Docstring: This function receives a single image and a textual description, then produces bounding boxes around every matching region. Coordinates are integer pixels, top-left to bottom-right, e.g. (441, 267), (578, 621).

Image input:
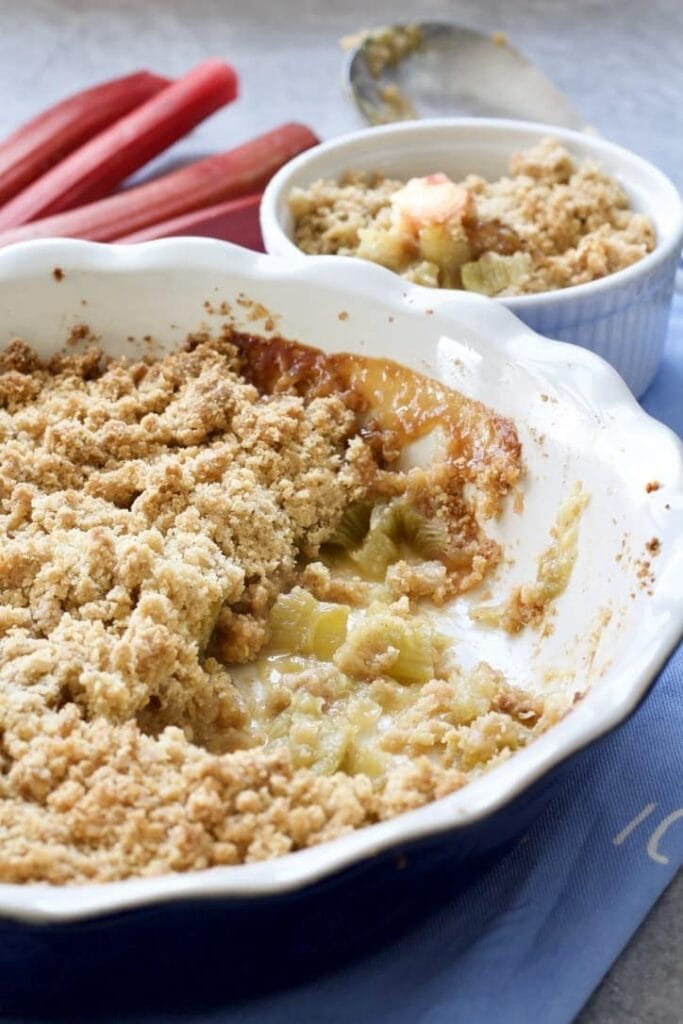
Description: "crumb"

(645, 480), (660, 493)
(338, 311), (349, 321)
(247, 302), (270, 322)
(634, 555), (656, 590)
(52, 267), (64, 282)
(298, 562), (369, 606)
(66, 323), (96, 347)
(374, 83), (417, 124)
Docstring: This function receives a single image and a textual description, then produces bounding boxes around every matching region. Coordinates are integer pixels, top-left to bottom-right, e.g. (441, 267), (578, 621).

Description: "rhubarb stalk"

(0, 123), (318, 245)
(117, 193), (264, 249)
(0, 59), (239, 229)
(0, 71), (171, 208)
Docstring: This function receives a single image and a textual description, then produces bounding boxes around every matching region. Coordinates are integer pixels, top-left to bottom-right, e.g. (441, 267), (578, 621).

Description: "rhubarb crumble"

(289, 137), (655, 295)
(0, 330), (571, 884)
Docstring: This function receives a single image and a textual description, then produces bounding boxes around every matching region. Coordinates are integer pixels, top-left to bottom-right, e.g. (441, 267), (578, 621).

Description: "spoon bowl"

(346, 23), (591, 131)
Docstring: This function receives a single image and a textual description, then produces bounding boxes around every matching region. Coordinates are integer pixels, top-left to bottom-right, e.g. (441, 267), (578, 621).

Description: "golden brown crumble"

(289, 138), (655, 295)
(0, 330), (570, 886)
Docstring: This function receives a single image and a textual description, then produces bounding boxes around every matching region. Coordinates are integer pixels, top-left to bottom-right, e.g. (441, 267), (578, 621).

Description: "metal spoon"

(345, 23), (591, 132)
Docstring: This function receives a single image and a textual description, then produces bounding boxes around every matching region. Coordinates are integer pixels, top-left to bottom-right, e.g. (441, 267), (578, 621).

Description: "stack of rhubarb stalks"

(0, 60), (318, 249)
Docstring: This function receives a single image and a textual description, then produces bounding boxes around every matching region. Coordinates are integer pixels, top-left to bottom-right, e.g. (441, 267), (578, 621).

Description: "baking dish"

(260, 118), (683, 397)
(0, 237), (680, 923)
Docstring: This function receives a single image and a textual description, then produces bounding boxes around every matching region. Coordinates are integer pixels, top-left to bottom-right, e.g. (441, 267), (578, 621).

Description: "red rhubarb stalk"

(0, 59), (239, 229)
(0, 71), (171, 208)
(0, 123), (318, 245)
(117, 193), (264, 249)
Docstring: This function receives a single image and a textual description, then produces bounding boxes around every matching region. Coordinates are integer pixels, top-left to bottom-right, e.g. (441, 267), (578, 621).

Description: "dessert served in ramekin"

(261, 119), (683, 396)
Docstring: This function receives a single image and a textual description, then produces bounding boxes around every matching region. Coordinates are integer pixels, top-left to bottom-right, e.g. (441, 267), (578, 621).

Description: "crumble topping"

(0, 331), (570, 885)
(289, 138), (655, 295)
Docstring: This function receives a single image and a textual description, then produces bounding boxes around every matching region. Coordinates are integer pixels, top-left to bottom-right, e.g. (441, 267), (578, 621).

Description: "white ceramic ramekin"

(0, 238), (681, 923)
(260, 118), (683, 397)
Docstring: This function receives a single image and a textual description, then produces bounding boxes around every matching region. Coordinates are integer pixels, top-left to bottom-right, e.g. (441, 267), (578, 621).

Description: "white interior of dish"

(0, 238), (680, 922)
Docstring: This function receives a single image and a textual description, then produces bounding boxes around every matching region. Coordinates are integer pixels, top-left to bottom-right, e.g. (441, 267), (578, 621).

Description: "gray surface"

(0, 0), (682, 190)
(0, 1), (680, 1020)
(579, 872), (683, 1023)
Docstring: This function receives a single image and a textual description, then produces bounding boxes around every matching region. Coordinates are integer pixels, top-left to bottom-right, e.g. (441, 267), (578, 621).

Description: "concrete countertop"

(0, 1), (680, 1020)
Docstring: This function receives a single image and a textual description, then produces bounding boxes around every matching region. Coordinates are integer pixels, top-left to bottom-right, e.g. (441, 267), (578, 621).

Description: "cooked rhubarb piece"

(117, 193), (263, 249)
(0, 59), (239, 229)
(0, 124), (318, 245)
(0, 71), (171, 208)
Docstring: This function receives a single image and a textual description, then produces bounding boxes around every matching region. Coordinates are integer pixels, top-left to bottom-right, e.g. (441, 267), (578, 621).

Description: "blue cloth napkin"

(2, 298), (682, 1024)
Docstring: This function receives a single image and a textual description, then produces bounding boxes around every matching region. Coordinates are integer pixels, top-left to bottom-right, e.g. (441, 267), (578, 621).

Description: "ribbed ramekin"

(261, 118), (683, 397)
